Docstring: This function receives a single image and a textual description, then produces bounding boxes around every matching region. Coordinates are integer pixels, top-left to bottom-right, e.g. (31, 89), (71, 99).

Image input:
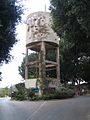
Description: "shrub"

(26, 88), (35, 100)
(31, 96), (42, 101)
(15, 89), (27, 101)
(11, 83), (28, 101)
(32, 84), (74, 101)
(12, 83), (75, 101)
(43, 87), (56, 95)
(30, 88), (75, 101)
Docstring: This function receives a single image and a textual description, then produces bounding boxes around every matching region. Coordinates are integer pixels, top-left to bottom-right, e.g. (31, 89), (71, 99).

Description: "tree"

(0, 0), (23, 64)
(0, 87), (10, 97)
(50, 0), (90, 84)
(18, 52), (38, 79)
(81, 57), (90, 88)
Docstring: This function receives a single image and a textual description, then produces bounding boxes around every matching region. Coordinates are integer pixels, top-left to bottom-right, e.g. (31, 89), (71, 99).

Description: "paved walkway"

(0, 96), (90, 120)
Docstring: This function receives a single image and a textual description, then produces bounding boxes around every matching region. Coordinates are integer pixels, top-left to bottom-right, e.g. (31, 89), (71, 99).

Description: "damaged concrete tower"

(25, 12), (60, 89)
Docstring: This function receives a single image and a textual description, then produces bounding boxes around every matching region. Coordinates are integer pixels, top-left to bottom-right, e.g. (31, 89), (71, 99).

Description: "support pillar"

(25, 48), (28, 79)
(56, 46), (60, 84)
(40, 41), (46, 89)
(39, 52), (41, 78)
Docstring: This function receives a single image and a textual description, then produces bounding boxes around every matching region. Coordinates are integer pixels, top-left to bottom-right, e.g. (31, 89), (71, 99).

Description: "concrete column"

(56, 46), (60, 84)
(40, 41), (46, 89)
(25, 48), (28, 80)
(41, 41), (46, 63)
(39, 52), (41, 78)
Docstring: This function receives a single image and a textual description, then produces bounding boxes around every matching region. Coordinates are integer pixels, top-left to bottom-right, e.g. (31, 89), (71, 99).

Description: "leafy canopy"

(0, 0), (23, 64)
(50, 0), (90, 84)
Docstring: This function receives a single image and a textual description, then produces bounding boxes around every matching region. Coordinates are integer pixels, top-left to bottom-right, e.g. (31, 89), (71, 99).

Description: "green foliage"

(15, 90), (27, 101)
(18, 58), (25, 79)
(12, 83), (27, 101)
(18, 52), (38, 79)
(0, 87), (10, 97)
(15, 83), (25, 90)
(26, 88), (35, 100)
(50, 0), (90, 84)
(12, 82), (74, 101)
(31, 85), (75, 101)
(81, 59), (90, 87)
(57, 84), (75, 97)
(0, 0), (23, 64)
(12, 83), (36, 101)
(31, 90), (74, 101)
(46, 49), (56, 62)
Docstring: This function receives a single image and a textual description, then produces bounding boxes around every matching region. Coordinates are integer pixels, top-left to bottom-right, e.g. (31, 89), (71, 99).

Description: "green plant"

(11, 83), (27, 101)
(15, 89), (27, 101)
(30, 87), (75, 101)
(26, 88), (35, 100)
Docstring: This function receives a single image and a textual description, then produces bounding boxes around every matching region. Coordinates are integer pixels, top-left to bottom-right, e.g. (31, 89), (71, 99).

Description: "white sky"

(0, 0), (50, 88)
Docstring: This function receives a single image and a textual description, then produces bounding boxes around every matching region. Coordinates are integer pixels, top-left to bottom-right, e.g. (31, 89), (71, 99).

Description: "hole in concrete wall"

(27, 26), (30, 32)
(36, 28), (38, 30)
(34, 19), (36, 21)
(31, 25), (33, 28)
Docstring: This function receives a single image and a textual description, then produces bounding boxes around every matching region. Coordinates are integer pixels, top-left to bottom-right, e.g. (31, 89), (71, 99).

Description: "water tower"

(25, 12), (60, 89)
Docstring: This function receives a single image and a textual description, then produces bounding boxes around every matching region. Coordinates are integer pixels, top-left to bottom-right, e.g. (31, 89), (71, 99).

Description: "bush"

(31, 96), (42, 101)
(31, 84), (75, 101)
(15, 89), (27, 101)
(12, 83), (75, 101)
(43, 87), (56, 95)
(26, 88), (35, 100)
(30, 88), (75, 101)
(11, 83), (28, 101)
